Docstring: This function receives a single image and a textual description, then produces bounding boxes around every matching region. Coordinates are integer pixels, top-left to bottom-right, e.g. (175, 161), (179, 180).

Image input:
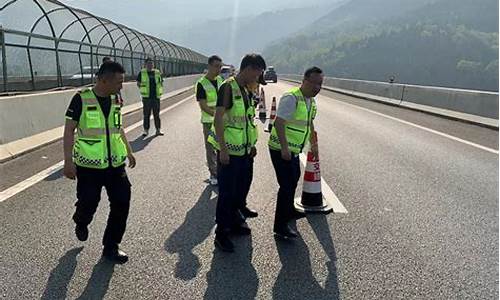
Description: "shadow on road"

(164, 185), (218, 280)
(273, 214), (340, 300)
(44, 168), (64, 181)
(203, 235), (258, 300)
(41, 246), (83, 300)
(130, 134), (157, 153)
(76, 258), (116, 300)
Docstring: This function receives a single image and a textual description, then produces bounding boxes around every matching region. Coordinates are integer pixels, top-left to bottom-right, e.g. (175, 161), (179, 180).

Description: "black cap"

(258, 73), (267, 85)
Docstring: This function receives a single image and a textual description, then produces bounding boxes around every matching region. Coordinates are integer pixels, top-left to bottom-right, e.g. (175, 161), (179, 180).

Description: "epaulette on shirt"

(78, 87), (92, 94)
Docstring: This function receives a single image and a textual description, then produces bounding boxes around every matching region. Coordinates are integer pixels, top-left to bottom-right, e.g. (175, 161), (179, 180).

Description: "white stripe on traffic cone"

(265, 96), (277, 132)
(294, 132), (333, 214)
(259, 88), (267, 119)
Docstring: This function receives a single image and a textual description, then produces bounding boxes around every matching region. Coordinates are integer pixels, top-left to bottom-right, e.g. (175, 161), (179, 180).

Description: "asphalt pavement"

(0, 81), (497, 299)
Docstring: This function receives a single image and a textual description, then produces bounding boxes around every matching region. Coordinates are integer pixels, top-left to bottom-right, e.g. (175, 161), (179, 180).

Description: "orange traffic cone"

(265, 97), (277, 132)
(294, 133), (333, 214)
(259, 89), (267, 119)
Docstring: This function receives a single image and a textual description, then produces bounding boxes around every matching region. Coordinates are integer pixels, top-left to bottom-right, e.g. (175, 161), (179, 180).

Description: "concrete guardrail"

(0, 74), (201, 162)
(280, 74), (499, 128)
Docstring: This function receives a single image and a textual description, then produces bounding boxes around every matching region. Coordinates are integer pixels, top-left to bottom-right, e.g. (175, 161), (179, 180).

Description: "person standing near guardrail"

(136, 58), (164, 137)
(268, 66), (323, 238)
(195, 55), (224, 186)
(207, 54), (266, 252)
(63, 61), (136, 264)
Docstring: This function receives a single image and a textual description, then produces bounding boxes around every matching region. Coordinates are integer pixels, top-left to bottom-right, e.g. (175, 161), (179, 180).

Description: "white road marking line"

(0, 95), (194, 203)
(317, 94), (499, 155)
(299, 153), (348, 214)
(0, 161), (64, 202)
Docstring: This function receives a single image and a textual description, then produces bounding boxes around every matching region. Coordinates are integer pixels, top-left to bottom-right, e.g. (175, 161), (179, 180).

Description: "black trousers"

(73, 166), (131, 249)
(215, 153), (254, 234)
(269, 149), (301, 229)
(142, 97), (161, 130)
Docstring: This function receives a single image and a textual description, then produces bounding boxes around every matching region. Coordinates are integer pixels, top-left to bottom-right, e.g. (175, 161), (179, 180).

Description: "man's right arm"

(63, 119), (78, 179)
(215, 84), (231, 164)
(274, 117), (291, 160)
(199, 100), (215, 116)
(196, 83), (215, 116)
(63, 94), (82, 179)
(136, 72), (141, 87)
(274, 94), (296, 160)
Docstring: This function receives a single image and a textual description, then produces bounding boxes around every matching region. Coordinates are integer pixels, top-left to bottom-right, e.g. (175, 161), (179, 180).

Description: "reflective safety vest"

(73, 88), (128, 169)
(268, 87), (317, 154)
(195, 75), (224, 123)
(207, 77), (258, 156)
(139, 68), (163, 99)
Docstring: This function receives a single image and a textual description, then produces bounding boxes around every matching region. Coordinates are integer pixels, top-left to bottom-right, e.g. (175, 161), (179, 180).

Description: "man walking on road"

(268, 66), (323, 238)
(137, 58), (164, 137)
(195, 55), (224, 185)
(208, 54), (266, 252)
(63, 62), (136, 264)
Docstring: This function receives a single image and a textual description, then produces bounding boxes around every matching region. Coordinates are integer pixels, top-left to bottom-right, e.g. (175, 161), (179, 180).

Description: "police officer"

(63, 62), (136, 263)
(268, 66), (323, 238)
(195, 55), (224, 185)
(208, 54), (266, 252)
(137, 58), (164, 137)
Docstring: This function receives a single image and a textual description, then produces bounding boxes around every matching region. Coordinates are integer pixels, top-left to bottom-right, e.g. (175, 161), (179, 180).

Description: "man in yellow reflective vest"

(268, 66), (323, 239)
(63, 62), (136, 264)
(136, 58), (164, 136)
(195, 55), (224, 185)
(208, 54), (267, 252)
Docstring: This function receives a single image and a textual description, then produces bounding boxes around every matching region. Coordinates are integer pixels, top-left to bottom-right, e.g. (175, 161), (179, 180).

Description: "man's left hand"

(311, 143), (319, 160)
(127, 154), (136, 168)
(250, 147), (257, 158)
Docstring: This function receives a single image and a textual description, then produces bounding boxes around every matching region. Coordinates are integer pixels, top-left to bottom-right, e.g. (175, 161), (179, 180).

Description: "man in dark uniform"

(268, 67), (323, 238)
(195, 55), (224, 185)
(208, 54), (266, 252)
(136, 58), (164, 136)
(63, 62), (136, 263)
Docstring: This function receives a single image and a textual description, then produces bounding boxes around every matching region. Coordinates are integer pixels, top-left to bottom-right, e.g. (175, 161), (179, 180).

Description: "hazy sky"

(60, 0), (334, 32)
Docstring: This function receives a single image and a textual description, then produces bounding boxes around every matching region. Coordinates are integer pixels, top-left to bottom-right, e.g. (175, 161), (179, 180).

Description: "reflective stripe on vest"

(207, 77), (258, 156)
(196, 75), (223, 123)
(268, 87), (317, 154)
(139, 68), (163, 99)
(73, 88), (128, 169)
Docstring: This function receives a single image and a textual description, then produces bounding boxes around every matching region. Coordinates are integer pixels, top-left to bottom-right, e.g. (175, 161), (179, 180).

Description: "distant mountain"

(303, 0), (435, 34)
(263, 0), (499, 91)
(58, 0), (335, 38)
(163, 4), (342, 65)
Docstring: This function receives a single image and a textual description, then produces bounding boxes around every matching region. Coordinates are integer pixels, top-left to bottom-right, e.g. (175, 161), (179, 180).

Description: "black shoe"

(214, 234), (234, 252)
(291, 210), (307, 220)
(231, 223), (251, 236)
(240, 207), (258, 218)
(102, 247), (129, 264)
(75, 224), (88, 241)
(273, 225), (298, 239)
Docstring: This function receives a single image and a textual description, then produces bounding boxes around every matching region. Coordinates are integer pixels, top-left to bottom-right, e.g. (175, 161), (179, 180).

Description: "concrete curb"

(0, 86), (193, 163)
